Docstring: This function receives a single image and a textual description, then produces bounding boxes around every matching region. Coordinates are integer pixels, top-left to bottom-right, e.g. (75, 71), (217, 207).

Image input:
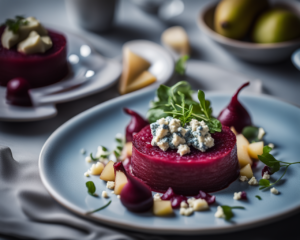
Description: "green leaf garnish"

(86, 200), (111, 214)
(86, 181), (97, 197)
(258, 146), (300, 190)
(148, 81), (222, 133)
(255, 195), (262, 200)
(2, 16), (28, 34)
(101, 146), (108, 152)
(115, 138), (123, 144)
(221, 206), (245, 221)
(90, 153), (99, 161)
(175, 55), (189, 75)
(242, 126), (259, 142)
(114, 150), (120, 158)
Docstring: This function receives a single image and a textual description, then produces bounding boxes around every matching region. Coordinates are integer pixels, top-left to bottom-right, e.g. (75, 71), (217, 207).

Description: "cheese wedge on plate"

(161, 26), (190, 55)
(126, 71), (156, 93)
(119, 48), (151, 95)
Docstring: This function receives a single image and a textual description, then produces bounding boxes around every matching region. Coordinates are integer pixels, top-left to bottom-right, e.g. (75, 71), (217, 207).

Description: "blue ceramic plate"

(39, 88), (300, 235)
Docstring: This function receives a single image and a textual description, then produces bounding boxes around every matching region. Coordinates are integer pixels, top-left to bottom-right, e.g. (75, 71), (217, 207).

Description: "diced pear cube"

(90, 162), (105, 175)
(100, 160), (115, 181)
(153, 200), (173, 216)
(248, 141), (264, 160)
(236, 134), (252, 168)
(114, 171), (128, 195)
(240, 163), (253, 179)
(230, 126), (238, 136)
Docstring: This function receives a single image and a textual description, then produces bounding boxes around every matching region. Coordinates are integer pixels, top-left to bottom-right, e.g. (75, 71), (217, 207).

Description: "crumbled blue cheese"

(248, 176), (259, 185)
(84, 171), (90, 177)
(268, 143), (275, 149)
(117, 195), (121, 199)
(271, 187), (279, 195)
(85, 155), (92, 163)
(233, 192), (242, 200)
(215, 206), (225, 218)
(239, 176), (248, 182)
(150, 117), (214, 155)
(262, 172), (270, 180)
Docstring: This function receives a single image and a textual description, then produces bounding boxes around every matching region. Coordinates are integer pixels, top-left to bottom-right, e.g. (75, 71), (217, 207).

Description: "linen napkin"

(0, 145), (164, 240)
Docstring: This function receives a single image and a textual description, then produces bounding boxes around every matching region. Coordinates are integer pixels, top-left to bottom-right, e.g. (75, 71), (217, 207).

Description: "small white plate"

(0, 27), (122, 122)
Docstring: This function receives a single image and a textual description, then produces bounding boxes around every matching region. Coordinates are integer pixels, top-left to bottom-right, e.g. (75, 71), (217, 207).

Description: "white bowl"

(197, 0), (300, 63)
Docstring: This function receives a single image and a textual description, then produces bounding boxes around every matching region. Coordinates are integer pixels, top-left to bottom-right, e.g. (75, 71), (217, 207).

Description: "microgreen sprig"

(255, 195), (262, 200)
(90, 146), (109, 161)
(1, 16), (28, 34)
(258, 146), (300, 190)
(221, 206), (245, 221)
(164, 82), (222, 132)
(86, 201), (111, 214)
(175, 55), (189, 75)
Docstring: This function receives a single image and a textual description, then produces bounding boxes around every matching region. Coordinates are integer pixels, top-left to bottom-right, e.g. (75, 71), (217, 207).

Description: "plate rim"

(39, 89), (300, 235)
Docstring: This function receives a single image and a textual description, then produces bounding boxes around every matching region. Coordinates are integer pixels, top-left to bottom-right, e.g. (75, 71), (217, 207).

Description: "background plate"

(39, 89), (300, 235)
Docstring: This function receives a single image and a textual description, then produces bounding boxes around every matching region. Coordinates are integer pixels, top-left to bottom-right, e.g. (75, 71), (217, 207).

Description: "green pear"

(214, 0), (269, 39)
(252, 9), (300, 43)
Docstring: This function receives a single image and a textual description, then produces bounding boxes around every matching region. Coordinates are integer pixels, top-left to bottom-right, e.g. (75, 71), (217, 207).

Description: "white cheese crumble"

(271, 187), (279, 195)
(233, 192), (242, 200)
(85, 156), (92, 163)
(179, 207), (194, 216)
(106, 181), (115, 190)
(84, 171), (90, 177)
(150, 117), (214, 155)
(248, 176), (259, 186)
(180, 201), (188, 208)
(102, 191), (109, 198)
(239, 176), (248, 182)
(262, 172), (270, 180)
(117, 195), (121, 199)
(111, 191), (115, 194)
(192, 199), (209, 211)
(258, 127), (265, 140)
(215, 206), (225, 218)
(96, 146), (110, 161)
(153, 193), (161, 201)
(80, 148), (86, 154)
(268, 143), (275, 149)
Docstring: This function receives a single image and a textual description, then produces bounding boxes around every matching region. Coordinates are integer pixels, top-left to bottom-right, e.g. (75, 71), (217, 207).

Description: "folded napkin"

(0, 145), (164, 240)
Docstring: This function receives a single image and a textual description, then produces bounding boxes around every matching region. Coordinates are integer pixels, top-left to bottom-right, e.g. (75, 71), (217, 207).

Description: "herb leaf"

(255, 195), (262, 200)
(148, 81), (222, 133)
(86, 200), (111, 214)
(258, 146), (300, 190)
(90, 153), (99, 161)
(86, 181), (96, 196)
(2, 16), (28, 34)
(221, 206), (245, 221)
(175, 55), (189, 75)
(242, 126), (259, 142)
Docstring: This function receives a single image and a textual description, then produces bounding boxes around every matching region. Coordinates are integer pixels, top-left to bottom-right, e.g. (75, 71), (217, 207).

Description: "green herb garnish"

(86, 200), (111, 214)
(255, 195), (262, 200)
(242, 126), (259, 142)
(90, 153), (99, 161)
(1, 16), (28, 34)
(175, 55), (189, 75)
(258, 146), (300, 190)
(86, 181), (97, 197)
(221, 206), (245, 221)
(148, 81), (221, 132)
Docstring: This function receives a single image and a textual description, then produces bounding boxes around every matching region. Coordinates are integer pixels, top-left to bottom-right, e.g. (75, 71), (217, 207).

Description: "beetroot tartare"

(0, 27), (68, 88)
(132, 125), (239, 195)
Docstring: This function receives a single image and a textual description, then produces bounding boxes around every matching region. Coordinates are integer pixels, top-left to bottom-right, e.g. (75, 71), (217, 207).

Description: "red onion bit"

(124, 108), (148, 142)
(195, 190), (216, 205)
(261, 165), (273, 177)
(161, 187), (175, 200)
(171, 195), (187, 209)
(241, 191), (247, 200)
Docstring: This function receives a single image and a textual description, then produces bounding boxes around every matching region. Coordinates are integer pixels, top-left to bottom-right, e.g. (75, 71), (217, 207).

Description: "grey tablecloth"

(0, 145), (165, 240)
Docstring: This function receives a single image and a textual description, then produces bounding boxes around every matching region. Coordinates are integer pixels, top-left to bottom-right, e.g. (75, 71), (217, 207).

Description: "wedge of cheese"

(119, 48), (151, 95)
(125, 71), (156, 94)
(161, 26), (190, 55)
